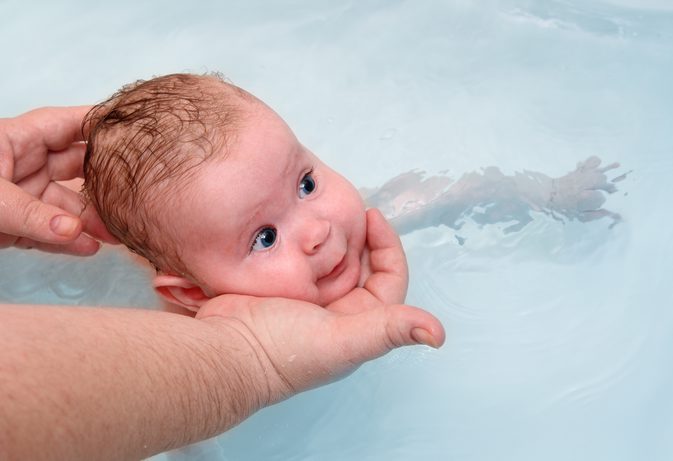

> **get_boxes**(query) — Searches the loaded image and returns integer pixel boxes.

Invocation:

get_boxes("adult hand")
[196,208,444,407]
[0,209,442,460]
[0,106,114,255]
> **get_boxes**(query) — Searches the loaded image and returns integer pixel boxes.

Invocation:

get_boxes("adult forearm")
[0,305,263,461]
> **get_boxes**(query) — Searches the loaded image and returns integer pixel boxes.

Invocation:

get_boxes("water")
[2,1,672,459]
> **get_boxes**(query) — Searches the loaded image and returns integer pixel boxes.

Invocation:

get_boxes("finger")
[55,174,118,243]
[11,141,85,184]
[46,181,120,244]
[14,164,51,198]
[0,130,13,179]
[13,233,101,256]
[578,156,601,170]
[43,181,117,242]
[0,178,82,243]
[80,202,119,244]
[598,161,620,174]
[363,208,408,304]
[366,208,408,279]
[17,168,83,208]
[334,305,446,365]
[304,304,445,389]
[20,177,117,244]
[41,181,85,215]
[358,246,371,286]
[577,208,621,223]
[17,106,92,149]
[365,208,404,255]
[611,170,631,183]
[47,142,87,180]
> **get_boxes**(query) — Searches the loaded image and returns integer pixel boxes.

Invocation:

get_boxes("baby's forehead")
[185,125,301,199]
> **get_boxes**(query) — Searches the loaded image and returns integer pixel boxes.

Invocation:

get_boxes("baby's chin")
[315,251,362,306]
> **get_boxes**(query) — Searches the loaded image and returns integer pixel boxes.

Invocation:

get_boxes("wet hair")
[83,72,246,276]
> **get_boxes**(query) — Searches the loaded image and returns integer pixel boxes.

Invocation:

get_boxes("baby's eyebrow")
[242,201,266,235]
[239,145,301,244]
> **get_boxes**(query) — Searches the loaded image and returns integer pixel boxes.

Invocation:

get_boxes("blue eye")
[251,227,277,251]
[298,171,316,198]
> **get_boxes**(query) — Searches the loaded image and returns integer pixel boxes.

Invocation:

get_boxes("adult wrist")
[197,315,291,412]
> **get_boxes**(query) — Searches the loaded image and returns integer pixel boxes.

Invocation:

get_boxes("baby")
[84,73,369,311]
[84,73,624,311]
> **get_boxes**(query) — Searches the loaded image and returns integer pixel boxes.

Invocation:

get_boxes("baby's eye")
[251,227,277,252]
[298,171,316,199]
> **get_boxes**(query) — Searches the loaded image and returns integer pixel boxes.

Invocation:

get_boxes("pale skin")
[154,98,371,310]
[152,92,623,312]
[2,102,621,460]
[0,106,113,253]
[0,107,445,460]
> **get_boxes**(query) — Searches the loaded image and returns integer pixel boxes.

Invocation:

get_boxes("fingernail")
[50,215,79,237]
[411,328,437,348]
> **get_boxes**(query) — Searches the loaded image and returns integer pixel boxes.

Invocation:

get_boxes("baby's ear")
[153,274,211,312]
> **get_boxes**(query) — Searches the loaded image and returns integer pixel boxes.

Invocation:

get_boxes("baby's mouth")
[317,254,347,282]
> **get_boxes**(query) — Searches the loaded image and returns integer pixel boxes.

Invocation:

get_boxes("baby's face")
[174,101,366,306]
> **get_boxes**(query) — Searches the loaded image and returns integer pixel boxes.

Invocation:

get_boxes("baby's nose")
[301,218,331,255]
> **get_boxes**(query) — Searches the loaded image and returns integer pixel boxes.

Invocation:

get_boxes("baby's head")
[83,73,366,310]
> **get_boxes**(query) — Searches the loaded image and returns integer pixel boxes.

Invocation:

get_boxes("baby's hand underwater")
[549,156,627,226]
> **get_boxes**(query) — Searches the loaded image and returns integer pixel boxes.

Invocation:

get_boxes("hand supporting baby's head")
[83,73,368,310]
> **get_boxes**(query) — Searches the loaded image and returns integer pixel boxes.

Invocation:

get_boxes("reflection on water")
[0,248,159,308]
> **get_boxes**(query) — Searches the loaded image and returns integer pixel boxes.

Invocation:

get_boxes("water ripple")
[535,331,645,413]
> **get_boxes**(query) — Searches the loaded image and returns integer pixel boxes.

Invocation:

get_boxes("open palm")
[196,209,444,408]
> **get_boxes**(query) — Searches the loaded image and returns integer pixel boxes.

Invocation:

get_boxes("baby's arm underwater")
[362,156,628,238]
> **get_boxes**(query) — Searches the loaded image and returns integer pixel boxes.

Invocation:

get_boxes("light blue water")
[1,1,672,460]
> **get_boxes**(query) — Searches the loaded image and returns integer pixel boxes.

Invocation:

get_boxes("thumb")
[334,304,445,365]
[0,179,82,243]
